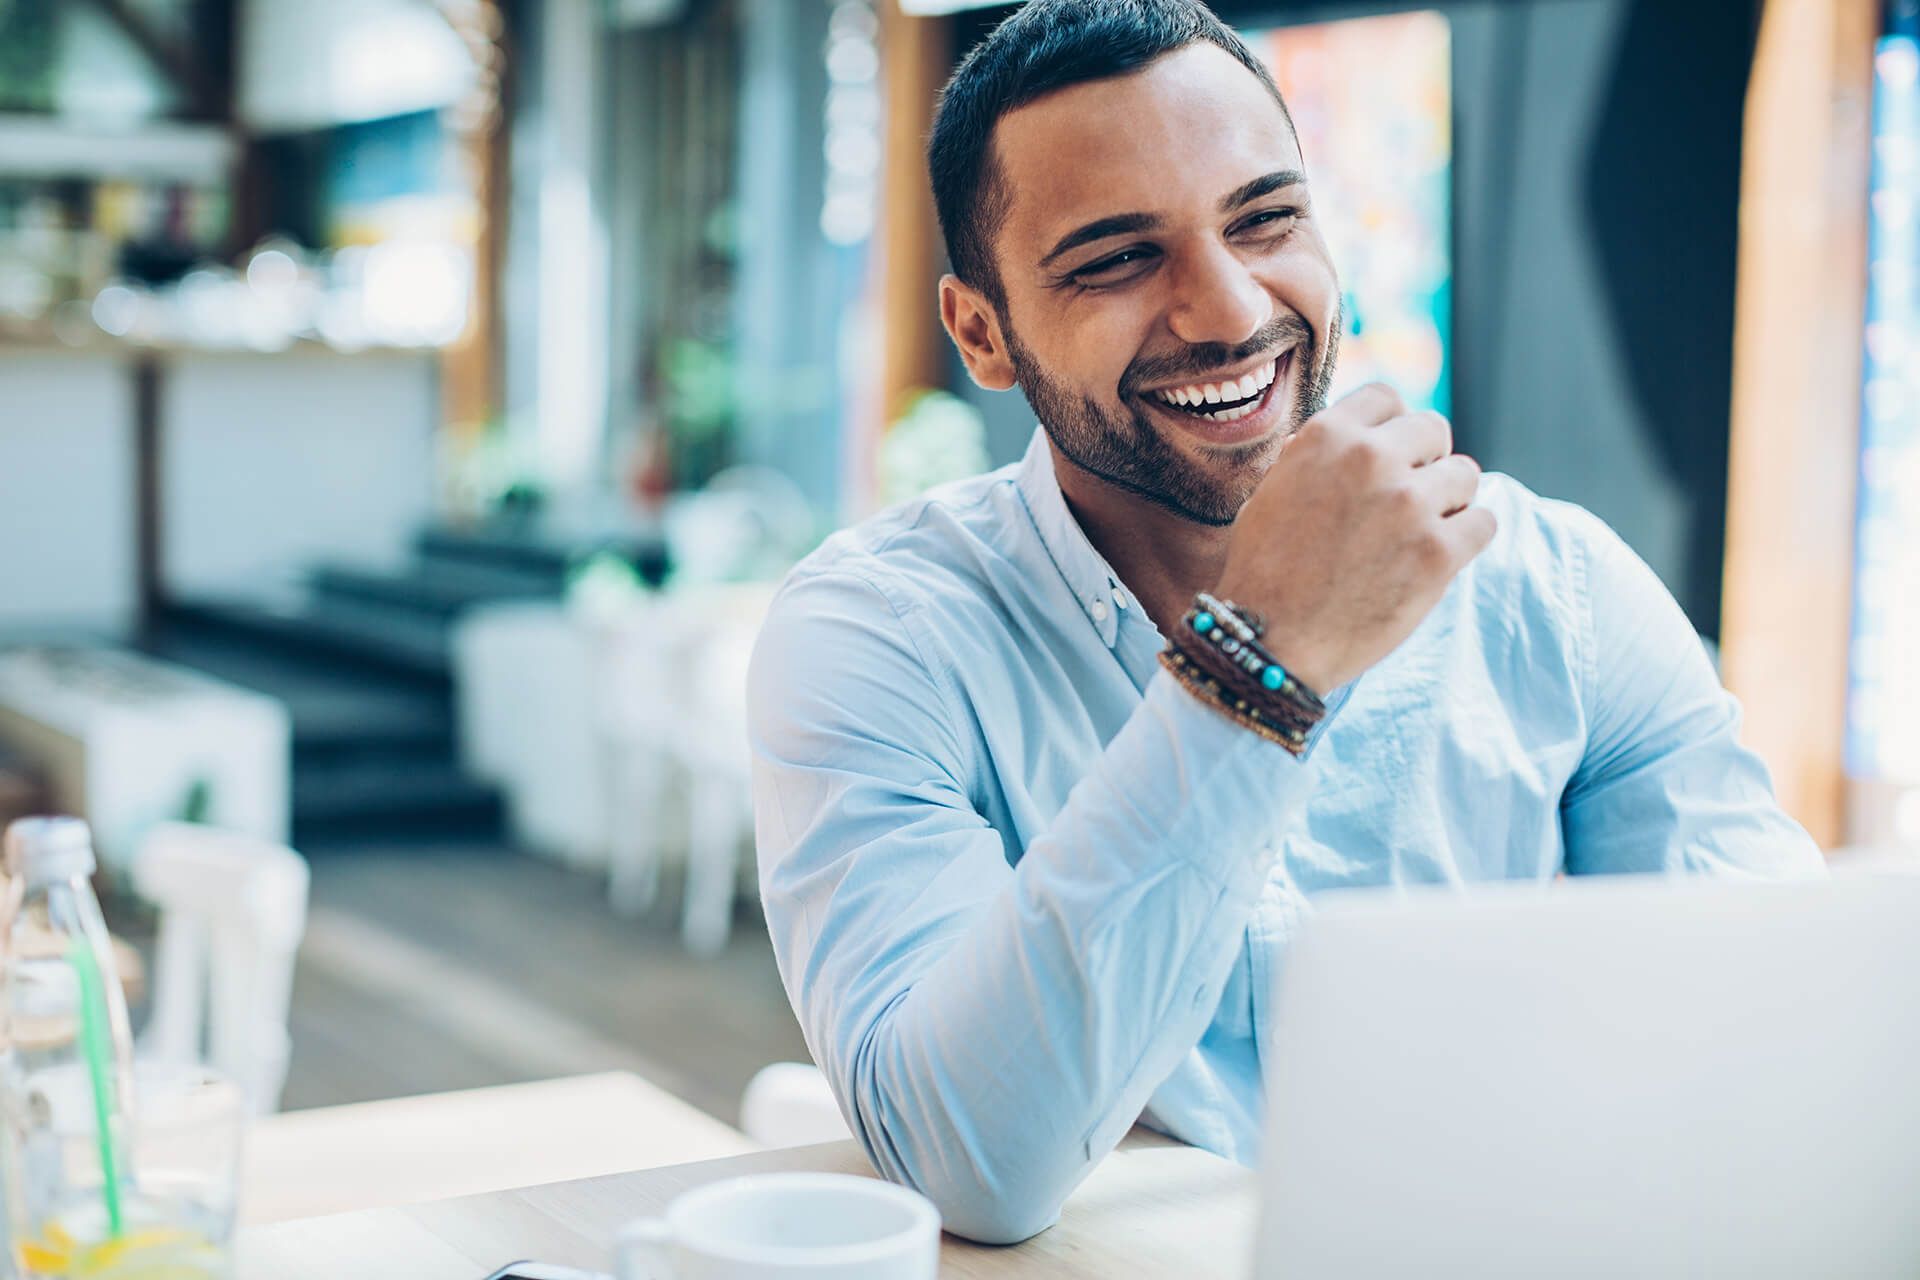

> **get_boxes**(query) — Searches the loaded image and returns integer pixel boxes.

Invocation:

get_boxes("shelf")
[0,116,235,184]
[0,319,446,359]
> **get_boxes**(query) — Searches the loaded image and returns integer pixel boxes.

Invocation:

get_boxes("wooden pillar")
[1721,0,1879,849]
[437,0,510,438]
[876,4,952,427]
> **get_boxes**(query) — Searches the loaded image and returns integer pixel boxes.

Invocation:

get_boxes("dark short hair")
[927,0,1292,304]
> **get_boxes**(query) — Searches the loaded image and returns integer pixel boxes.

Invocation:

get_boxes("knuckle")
[1368,382,1407,418]
[1336,436,1376,479]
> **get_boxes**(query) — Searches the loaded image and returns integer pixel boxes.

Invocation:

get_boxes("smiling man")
[748,0,1822,1246]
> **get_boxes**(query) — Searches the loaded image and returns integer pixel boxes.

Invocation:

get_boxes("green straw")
[66,940,123,1239]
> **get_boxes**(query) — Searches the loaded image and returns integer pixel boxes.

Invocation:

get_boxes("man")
[747,0,1821,1246]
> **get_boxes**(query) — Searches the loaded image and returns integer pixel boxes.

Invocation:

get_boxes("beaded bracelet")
[1158,594,1327,753]
[1158,646,1312,752]
[1174,634,1319,738]
[1189,593,1327,716]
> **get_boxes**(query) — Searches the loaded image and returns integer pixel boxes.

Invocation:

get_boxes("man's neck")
[1050,443,1231,638]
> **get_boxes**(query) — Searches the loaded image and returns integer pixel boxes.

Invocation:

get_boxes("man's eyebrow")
[1218,169,1306,213]
[1036,171,1306,269]
[1040,212,1160,268]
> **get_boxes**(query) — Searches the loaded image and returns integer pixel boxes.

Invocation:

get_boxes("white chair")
[132,821,311,1115]
[739,1062,853,1149]
[597,583,772,956]
[674,588,767,956]
[454,602,612,869]
[589,596,678,918]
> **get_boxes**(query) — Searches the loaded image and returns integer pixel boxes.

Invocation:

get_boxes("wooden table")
[237,1129,1257,1278]
[242,1073,758,1226]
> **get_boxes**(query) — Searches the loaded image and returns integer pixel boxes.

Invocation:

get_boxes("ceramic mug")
[613,1172,940,1280]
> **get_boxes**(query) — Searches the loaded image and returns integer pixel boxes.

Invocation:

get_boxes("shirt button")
[1112,587,1130,610]
[1091,598,1109,622]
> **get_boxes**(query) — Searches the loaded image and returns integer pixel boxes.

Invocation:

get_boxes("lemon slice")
[19,1239,74,1273]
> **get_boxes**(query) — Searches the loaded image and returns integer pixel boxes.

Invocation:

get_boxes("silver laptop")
[1254,873,1920,1279]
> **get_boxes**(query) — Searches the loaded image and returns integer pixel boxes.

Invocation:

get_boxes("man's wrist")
[1158,595,1329,754]
[1205,583,1337,696]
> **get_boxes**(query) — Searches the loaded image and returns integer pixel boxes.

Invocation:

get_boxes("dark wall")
[947,0,1757,638]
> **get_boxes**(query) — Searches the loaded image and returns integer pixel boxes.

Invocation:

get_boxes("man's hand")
[1213,383,1496,694]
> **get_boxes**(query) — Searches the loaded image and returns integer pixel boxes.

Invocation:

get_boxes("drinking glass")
[8,1062,243,1279]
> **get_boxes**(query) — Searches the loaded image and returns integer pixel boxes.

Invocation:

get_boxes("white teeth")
[1153,356,1285,411]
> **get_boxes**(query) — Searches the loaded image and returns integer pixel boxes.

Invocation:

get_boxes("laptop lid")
[1254,873,1920,1279]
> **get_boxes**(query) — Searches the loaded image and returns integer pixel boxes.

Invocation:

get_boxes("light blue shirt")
[747,429,1822,1244]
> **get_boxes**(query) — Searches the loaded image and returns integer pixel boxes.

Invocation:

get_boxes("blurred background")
[0,0,1912,1208]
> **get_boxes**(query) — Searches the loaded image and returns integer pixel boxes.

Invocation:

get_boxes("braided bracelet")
[1174,634,1319,738]
[1158,594,1327,753]
[1189,593,1326,715]
[1158,646,1312,753]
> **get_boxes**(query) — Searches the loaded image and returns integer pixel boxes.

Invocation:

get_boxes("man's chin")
[1107,429,1267,526]
[1149,417,1282,502]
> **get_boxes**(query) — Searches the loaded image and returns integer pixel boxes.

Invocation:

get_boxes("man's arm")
[751,384,1491,1242]
[749,568,1314,1244]
[1560,511,1825,877]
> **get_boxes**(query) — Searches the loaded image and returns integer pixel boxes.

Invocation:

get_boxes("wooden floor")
[272,842,812,1125]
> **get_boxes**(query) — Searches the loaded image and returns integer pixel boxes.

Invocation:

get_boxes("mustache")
[1119,312,1315,394]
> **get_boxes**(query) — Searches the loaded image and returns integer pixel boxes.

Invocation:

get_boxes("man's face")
[978,43,1341,525]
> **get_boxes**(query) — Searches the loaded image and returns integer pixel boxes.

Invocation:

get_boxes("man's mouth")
[1143,353,1287,424]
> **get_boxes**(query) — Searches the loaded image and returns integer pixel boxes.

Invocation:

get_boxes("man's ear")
[940,274,1017,391]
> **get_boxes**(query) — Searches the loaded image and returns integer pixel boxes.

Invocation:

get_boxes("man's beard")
[1005,306,1340,526]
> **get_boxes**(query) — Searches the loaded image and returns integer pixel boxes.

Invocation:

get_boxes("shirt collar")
[1015,428,1134,649]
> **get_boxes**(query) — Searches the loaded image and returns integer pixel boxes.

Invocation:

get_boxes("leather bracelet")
[1190,593,1327,716]
[1176,633,1318,737]
[1158,594,1328,754]
[1158,645,1311,754]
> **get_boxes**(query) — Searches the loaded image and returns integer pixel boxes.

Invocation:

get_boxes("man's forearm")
[826,674,1315,1243]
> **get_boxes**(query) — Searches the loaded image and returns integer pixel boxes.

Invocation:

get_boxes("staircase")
[143,526,665,849]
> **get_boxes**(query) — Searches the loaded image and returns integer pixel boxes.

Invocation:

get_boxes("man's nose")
[1165,243,1269,351]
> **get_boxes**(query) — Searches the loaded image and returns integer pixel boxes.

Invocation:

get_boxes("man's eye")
[1073,247,1157,283]
[1239,208,1300,234]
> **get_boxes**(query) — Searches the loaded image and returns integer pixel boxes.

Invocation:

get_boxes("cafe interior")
[0,0,1917,1275]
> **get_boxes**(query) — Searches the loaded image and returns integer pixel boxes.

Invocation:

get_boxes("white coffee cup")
[613,1172,940,1279]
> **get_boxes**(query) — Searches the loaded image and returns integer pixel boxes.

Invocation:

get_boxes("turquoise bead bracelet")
[1188,592,1324,713]
[1160,593,1327,750]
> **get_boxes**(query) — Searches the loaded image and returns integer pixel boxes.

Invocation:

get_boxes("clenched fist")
[1213,383,1496,694]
